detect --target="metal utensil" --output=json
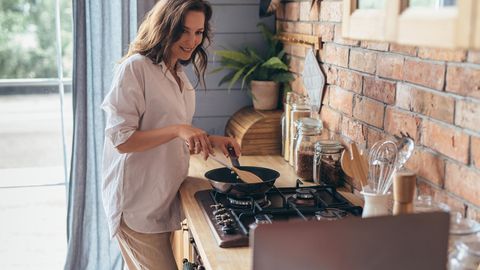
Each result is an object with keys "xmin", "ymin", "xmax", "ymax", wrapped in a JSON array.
[
  {"xmin": 302, "ymin": 48, "xmax": 325, "ymax": 119},
  {"xmin": 368, "ymin": 140, "xmax": 398, "ymax": 194}
]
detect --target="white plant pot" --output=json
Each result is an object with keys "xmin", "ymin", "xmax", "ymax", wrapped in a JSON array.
[{"xmin": 250, "ymin": 80, "xmax": 280, "ymax": 111}]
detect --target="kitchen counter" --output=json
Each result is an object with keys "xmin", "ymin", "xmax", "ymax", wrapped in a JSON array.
[{"xmin": 180, "ymin": 154, "xmax": 362, "ymax": 270}]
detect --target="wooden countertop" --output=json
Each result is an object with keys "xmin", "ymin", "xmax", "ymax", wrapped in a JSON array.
[{"xmin": 180, "ymin": 154, "xmax": 362, "ymax": 270}]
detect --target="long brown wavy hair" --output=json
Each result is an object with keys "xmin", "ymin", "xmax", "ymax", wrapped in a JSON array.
[{"xmin": 123, "ymin": 0, "xmax": 212, "ymax": 87}]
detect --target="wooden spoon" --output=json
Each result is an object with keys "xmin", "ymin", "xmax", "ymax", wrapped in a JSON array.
[{"xmin": 209, "ymin": 155, "xmax": 264, "ymax": 184}]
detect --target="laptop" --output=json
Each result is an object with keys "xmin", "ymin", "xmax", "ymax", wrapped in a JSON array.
[{"xmin": 251, "ymin": 212, "xmax": 449, "ymax": 270}]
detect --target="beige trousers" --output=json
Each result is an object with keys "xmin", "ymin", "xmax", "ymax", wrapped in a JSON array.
[{"xmin": 116, "ymin": 218, "xmax": 178, "ymax": 270}]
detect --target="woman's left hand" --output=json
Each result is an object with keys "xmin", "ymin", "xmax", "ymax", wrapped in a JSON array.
[{"xmin": 208, "ymin": 135, "xmax": 241, "ymax": 158}]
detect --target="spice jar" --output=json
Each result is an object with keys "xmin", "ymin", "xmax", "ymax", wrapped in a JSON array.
[
  {"xmin": 294, "ymin": 117, "xmax": 323, "ymax": 181},
  {"xmin": 313, "ymin": 140, "xmax": 344, "ymax": 186},
  {"xmin": 283, "ymin": 92, "xmax": 301, "ymax": 162},
  {"xmin": 449, "ymin": 234, "xmax": 480, "ymax": 270},
  {"xmin": 289, "ymin": 97, "xmax": 311, "ymax": 166}
]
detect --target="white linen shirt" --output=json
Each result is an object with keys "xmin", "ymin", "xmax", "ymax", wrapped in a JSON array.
[{"xmin": 101, "ymin": 53, "xmax": 195, "ymax": 238}]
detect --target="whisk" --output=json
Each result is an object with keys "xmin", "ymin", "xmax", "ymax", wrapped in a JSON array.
[{"xmin": 368, "ymin": 140, "xmax": 398, "ymax": 194}]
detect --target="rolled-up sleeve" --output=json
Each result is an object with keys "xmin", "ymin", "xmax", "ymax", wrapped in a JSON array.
[{"xmin": 102, "ymin": 61, "xmax": 146, "ymax": 147}]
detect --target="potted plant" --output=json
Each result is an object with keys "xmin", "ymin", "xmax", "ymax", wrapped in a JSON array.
[{"xmin": 212, "ymin": 23, "xmax": 294, "ymax": 110}]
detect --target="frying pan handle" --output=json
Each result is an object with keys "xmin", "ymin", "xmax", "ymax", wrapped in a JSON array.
[{"xmin": 227, "ymin": 146, "xmax": 240, "ymax": 167}]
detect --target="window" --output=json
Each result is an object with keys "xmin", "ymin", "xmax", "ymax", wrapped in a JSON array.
[
  {"xmin": 342, "ymin": 0, "xmax": 478, "ymax": 49},
  {"xmin": 0, "ymin": 0, "xmax": 72, "ymax": 269}
]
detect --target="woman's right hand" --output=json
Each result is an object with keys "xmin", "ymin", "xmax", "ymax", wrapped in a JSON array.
[{"xmin": 176, "ymin": 125, "xmax": 213, "ymax": 159}]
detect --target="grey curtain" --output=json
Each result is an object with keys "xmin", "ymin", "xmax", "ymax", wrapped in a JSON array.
[{"xmin": 64, "ymin": 1, "xmax": 139, "ymax": 269}]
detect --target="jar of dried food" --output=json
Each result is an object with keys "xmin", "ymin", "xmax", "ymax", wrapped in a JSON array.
[
  {"xmin": 289, "ymin": 98, "xmax": 311, "ymax": 166},
  {"xmin": 313, "ymin": 140, "xmax": 344, "ymax": 186},
  {"xmin": 294, "ymin": 117, "xmax": 323, "ymax": 181},
  {"xmin": 283, "ymin": 92, "xmax": 301, "ymax": 161}
]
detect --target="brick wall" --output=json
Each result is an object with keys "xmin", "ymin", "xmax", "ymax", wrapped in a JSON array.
[{"xmin": 277, "ymin": 0, "xmax": 480, "ymax": 219}]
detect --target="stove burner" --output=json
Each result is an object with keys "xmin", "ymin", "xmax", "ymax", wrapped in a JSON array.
[
  {"xmin": 291, "ymin": 188, "xmax": 317, "ymax": 206},
  {"xmin": 315, "ymin": 208, "xmax": 348, "ymax": 221},
  {"xmin": 254, "ymin": 214, "xmax": 273, "ymax": 225},
  {"xmin": 295, "ymin": 188, "xmax": 316, "ymax": 199},
  {"xmin": 228, "ymin": 195, "xmax": 271, "ymax": 208}
]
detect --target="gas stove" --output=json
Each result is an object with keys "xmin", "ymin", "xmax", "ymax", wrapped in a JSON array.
[{"xmin": 195, "ymin": 180, "xmax": 363, "ymax": 248}]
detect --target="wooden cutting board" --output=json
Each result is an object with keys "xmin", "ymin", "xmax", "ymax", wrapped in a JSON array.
[{"xmin": 225, "ymin": 106, "xmax": 282, "ymax": 155}]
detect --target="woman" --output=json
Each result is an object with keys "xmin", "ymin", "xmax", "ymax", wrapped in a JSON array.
[{"xmin": 101, "ymin": 0, "xmax": 240, "ymax": 269}]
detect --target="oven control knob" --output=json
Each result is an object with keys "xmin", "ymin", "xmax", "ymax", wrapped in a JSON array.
[
  {"xmin": 213, "ymin": 208, "xmax": 227, "ymax": 215},
  {"xmin": 210, "ymin": 204, "xmax": 223, "ymax": 210},
  {"xmin": 221, "ymin": 224, "xmax": 235, "ymax": 234},
  {"xmin": 215, "ymin": 213, "xmax": 229, "ymax": 221}
]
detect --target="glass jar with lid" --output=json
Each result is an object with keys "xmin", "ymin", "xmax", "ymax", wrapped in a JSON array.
[
  {"xmin": 449, "ymin": 212, "xmax": 480, "ymax": 253},
  {"xmin": 414, "ymin": 195, "xmax": 451, "ymax": 213},
  {"xmin": 294, "ymin": 117, "xmax": 323, "ymax": 181},
  {"xmin": 449, "ymin": 234, "xmax": 480, "ymax": 270},
  {"xmin": 282, "ymin": 92, "xmax": 301, "ymax": 161},
  {"xmin": 313, "ymin": 140, "xmax": 344, "ymax": 186},
  {"xmin": 288, "ymin": 97, "xmax": 311, "ymax": 166}
]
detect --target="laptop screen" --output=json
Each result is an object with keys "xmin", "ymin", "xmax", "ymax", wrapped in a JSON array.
[{"xmin": 252, "ymin": 212, "xmax": 449, "ymax": 270}]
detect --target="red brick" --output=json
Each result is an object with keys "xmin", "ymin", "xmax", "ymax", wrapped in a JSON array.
[
  {"xmin": 322, "ymin": 64, "xmax": 337, "ymax": 85},
  {"xmin": 445, "ymin": 162, "xmax": 480, "ymax": 205},
  {"xmin": 389, "ymin": 44, "xmax": 417, "ymax": 56},
  {"xmin": 366, "ymin": 127, "xmax": 388, "ymax": 148},
  {"xmin": 275, "ymin": 3, "xmax": 285, "ymax": 20},
  {"xmin": 341, "ymin": 116, "xmax": 367, "ymax": 144},
  {"xmin": 320, "ymin": 106, "xmax": 342, "ymax": 133},
  {"xmin": 421, "ymin": 120, "xmax": 469, "ymax": 164},
  {"xmin": 446, "ymin": 65, "xmax": 480, "ymax": 99},
  {"xmin": 467, "ymin": 50, "xmax": 480, "ymax": 64},
  {"xmin": 396, "ymin": 84, "xmax": 454, "ymax": 123},
  {"xmin": 324, "ymin": 43, "xmax": 349, "ymax": 68},
  {"xmin": 455, "ymin": 99, "xmax": 480, "ymax": 133},
  {"xmin": 279, "ymin": 21, "xmax": 295, "ymax": 33},
  {"xmin": 286, "ymin": 44, "xmax": 307, "ymax": 58},
  {"xmin": 291, "ymin": 76, "xmax": 306, "ymax": 94},
  {"xmin": 294, "ymin": 22, "xmax": 313, "ymax": 35},
  {"xmin": 403, "ymin": 59, "xmax": 445, "ymax": 90},
  {"xmin": 472, "ymin": 136, "xmax": 480, "ymax": 170},
  {"xmin": 288, "ymin": 57, "xmax": 304, "ymax": 74},
  {"xmin": 320, "ymin": 1, "xmax": 342, "ymax": 22},
  {"xmin": 321, "ymin": 85, "xmax": 331, "ymax": 106},
  {"xmin": 353, "ymin": 96, "xmax": 385, "ymax": 128},
  {"xmin": 329, "ymin": 86, "xmax": 354, "ymax": 115},
  {"xmin": 418, "ymin": 48, "xmax": 467, "ymax": 62},
  {"xmin": 300, "ymin": 1, "xmax": 319, "ymax": 21},
  {"xmin": 314, "ymin": 23, "xmax": 334, "ymax": 42},
  {"xmin": 336, "ymin": 68, "xmax": 362, "ymax": 93},
  {"xmin": 376, "ymin": 54, "xmax": 404, "ymax": 80},
  {"xmin": 285, "ymin": 2, "xmax": 300, "ymax": 21},
  {"xmin": 349, "ymin": 49, "xmax": 377, "ymax": 74},
  {"xmin": 360, "ymin": 41, "xmax": 389, "ymax": 51},
  {"xmin": 405, "ymin": 148, "xmax": 445, "ymax": 186},
  {"xmin": 334, "ymin": 24, "xmax": 360, "ymax": 46},
  {"xmin": 363, "ymin": 76, "xmax": 396, "ymax": 105},
  {"xmin": 384, "ymin": 107, "xmax": 421, "ymax": 141}
]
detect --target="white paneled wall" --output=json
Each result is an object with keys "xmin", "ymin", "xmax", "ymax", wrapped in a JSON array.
[{"xmin": 187, "ymin": 1, "xmax": 275, "ymax": 135}]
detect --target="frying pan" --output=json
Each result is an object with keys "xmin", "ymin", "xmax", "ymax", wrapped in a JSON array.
[{"xmin": 204, "ymin": 166, "xmax": 280, "ymax": 198}]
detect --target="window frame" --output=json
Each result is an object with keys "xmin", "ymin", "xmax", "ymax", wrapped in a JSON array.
[{"xmin": 342, "ymin": 0, "xmax": 476, "ymax": 49}]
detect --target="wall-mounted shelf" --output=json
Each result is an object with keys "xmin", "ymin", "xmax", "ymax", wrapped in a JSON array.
[{"xmin": 276, "ymin": 32, "xmax": 322, "ymax": 51}]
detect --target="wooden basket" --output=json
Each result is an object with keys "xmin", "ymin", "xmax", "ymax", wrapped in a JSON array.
[{"xmin": 225, "ymin": 106, "xmax": 282, "ymax": 156}]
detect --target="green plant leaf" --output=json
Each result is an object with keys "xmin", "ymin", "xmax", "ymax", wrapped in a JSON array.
[
  {"xmin": 241, "ymin": 63, "xmax": 259, "ymax": 90},
  {"xmin": 218, "ymin": 70, "xmax": 236, "ymax": 87},
  {"xmin": 261, "ymin": 57, "xmax": 288, "ymax": 70},
  {"xmin": 271, "ymin": 72, "xmax": 295, "ymax": 83},
  {"xmin": 227, "ymin": 66, "xmax": 247, "ymax": 90},
  {"xmin": 215, "ymin": 50, "xmax": 252, "ymax": 65}
]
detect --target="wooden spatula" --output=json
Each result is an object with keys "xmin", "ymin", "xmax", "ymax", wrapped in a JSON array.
[{"xmin": 209, "ymin": 155, "xmax": 263, "ymax": 184}]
